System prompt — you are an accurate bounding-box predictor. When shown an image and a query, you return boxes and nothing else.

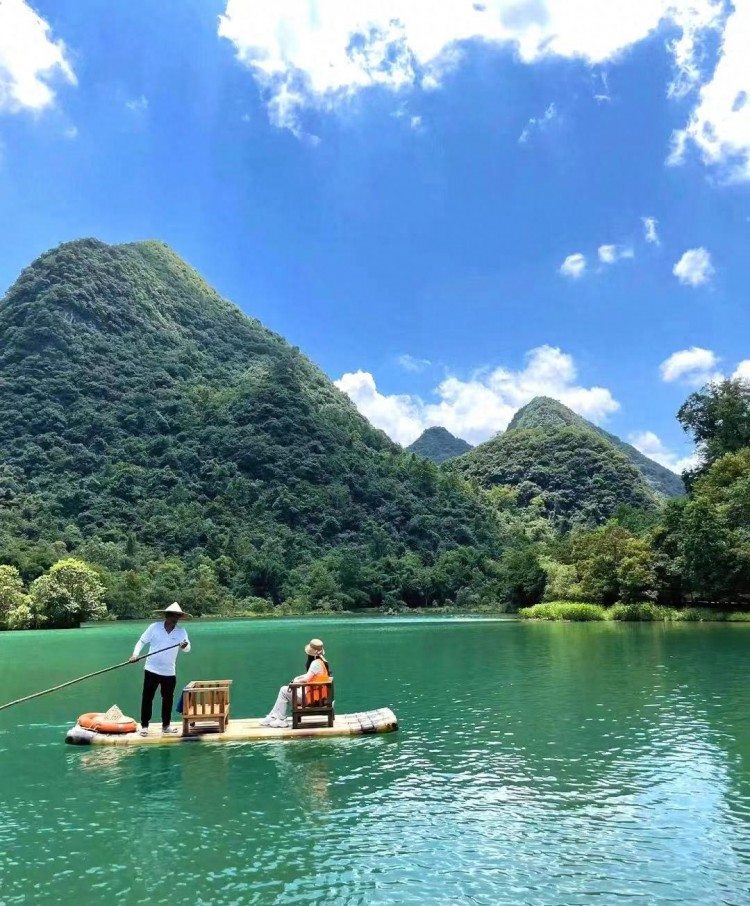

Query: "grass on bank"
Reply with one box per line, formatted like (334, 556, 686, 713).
(518, 601, 750, 622)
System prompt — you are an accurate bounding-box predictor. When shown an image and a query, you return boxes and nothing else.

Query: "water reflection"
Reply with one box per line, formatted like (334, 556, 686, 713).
(264, 743, 332, 812)
(2, 619, 750, 904)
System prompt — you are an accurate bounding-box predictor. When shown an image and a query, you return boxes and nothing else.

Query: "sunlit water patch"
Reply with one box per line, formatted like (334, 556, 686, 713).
(1, 619, 749, 903)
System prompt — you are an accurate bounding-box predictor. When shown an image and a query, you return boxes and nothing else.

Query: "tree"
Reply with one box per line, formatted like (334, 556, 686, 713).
(541, 557, 581, 602)
(303, 561, 342, 611)
(427, 547, 483, 606)
(30, 558, 107, 628)
(106, 569, 150, 619)
(678, 379, 750, 476)
(242, 549, 286, 604)
(693, 448, 750, 529)
(650, 501, 686, 605)
(147, 557, 187, 610)
(0, 565, 28, 626)
(497, 547, 546, 608)
(182, 563, 226, 616)
(486, 484, 520, 512)
(676, 498, 738, 602)
(391, 552, 430, 608)
(6, 599, 47, 630)
(572, 524, 656, 604)
(617, 538, 656, 603)
(329, 548, 370, 608)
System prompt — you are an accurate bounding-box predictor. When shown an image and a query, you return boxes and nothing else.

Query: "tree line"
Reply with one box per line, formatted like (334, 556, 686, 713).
(537, 379, 750, 608)
(0, 379, 748, 629)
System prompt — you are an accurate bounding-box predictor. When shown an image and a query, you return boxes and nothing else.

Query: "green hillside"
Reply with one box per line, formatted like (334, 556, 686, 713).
(446, 403, 659, 527)
(507, 397, 685, 497)
(406, 427, 473, 464)
(0, 239, 506, 615)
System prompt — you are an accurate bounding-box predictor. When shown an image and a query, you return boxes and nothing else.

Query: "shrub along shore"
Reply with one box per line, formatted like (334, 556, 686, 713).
(519, 601, 750, 622)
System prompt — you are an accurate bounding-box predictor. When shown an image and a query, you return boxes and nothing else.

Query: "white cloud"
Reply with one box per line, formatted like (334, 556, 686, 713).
(219, 0, 725, 137)
(673, 247, 715, 286)
(398, 354, 431, 373)
(594, 70, 611, 104)
(598, 244, 634, 264)
(666, 128, 689, 167)
(733, 360, 750, 382)
(642, 216, 660, 244)
(559, 253, 586, 278)
(519, 102, 559, 144)
(665, 0, 724, 99)
(125, 95, 149, 113)
(669, 2, 750, 182)
(334, 370, 424, 445)
(660, 346, 719, 384)
(629, 430, 699, 475)
(336, 345, 619, 446)
(0, 0, 75, 112)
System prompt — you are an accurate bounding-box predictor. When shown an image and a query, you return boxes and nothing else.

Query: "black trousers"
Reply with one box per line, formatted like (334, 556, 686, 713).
(141, 669, 177, 728)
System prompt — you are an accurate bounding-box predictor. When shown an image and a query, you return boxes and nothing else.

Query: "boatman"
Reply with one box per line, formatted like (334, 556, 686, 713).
(129, 602, 191, 737)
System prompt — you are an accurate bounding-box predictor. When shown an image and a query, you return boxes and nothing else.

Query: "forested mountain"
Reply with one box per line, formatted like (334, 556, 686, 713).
(507, 397, 685, 497)
(407, 427, 473, 463)
(0, 239, 507, 616)
(446, 399, 660, 527)
(1, 240, 738, 629)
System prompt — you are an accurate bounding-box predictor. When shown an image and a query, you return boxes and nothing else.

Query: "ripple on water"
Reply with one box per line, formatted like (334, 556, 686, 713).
(2, 619, 750, 903)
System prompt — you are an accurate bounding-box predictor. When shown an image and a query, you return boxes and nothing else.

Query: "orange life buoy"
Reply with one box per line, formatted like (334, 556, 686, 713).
(77, 712, 138, 735)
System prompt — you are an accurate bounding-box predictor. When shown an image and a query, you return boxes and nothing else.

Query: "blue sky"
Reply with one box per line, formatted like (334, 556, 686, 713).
(1, 1, 748, 471)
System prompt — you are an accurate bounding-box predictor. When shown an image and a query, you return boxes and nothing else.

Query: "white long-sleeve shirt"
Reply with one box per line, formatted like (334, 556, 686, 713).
(132, 622, 191, 676)
(293, 660, 326, 683)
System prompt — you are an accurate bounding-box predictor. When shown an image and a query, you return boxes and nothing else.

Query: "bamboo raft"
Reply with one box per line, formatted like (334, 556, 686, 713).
(65, 708, 398, 746)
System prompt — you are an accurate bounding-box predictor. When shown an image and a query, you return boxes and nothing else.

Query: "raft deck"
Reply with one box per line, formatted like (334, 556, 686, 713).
(65, 708, 397, 746)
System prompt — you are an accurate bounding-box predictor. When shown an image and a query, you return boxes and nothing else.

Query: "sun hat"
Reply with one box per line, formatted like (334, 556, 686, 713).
(157, 602, 192, 620)
(305, 638, 325, 657)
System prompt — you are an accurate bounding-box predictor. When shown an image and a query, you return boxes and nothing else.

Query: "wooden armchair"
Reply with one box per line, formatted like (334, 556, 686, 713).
(288, 679, 335, 730)
(181, 680, 232, 736)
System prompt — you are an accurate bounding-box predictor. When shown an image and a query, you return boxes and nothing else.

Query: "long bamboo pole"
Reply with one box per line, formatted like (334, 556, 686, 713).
(0, 643, 183, 713)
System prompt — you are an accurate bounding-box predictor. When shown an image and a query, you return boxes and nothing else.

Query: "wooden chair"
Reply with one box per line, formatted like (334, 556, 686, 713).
(288, 679, 335, 729)
(181, 680, 232, 736)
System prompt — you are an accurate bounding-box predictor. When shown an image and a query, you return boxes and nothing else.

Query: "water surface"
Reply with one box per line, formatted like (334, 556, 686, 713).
(1, 617, 749, 904)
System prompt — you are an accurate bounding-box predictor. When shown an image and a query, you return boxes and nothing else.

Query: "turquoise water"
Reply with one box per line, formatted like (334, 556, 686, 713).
(1, 617, 750, 904)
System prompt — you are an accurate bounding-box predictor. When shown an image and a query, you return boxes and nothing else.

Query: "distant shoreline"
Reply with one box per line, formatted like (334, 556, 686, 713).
(75, 609, 516, 628)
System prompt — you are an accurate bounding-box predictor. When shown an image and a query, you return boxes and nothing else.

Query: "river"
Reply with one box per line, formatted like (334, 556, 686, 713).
(1, 617, 749, 904)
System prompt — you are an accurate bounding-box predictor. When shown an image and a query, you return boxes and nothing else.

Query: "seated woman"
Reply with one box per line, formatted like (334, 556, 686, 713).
(260, 638, 331, 728)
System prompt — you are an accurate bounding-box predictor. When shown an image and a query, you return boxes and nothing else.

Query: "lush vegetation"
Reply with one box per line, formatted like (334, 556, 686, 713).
(505, 397, 685, 498)
(406, 427, 472, 464)
(519, 601, 607, 621)
(520, 601, 750, 622)
(0, 240, 746, 628)
(0, 240, 525, 623)
(446, 417, 660, 528)
(0, 559, 105, 630)
(524, 379, 750, 612)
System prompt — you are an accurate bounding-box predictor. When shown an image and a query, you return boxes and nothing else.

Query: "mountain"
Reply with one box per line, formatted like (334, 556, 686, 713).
(0, 239, 504, 615)
(407, 427, 473, 464)
(506, 397, 685, 498)
(445, 397, 666, 527)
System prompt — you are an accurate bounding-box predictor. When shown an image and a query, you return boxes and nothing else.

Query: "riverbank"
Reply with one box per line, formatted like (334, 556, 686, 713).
(212, 605, 511, 620)
(3, 609, 514, 633)
(28, 600, 750, 631)
(77, 608, 513, 628)
(519, 601, 750, 622)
